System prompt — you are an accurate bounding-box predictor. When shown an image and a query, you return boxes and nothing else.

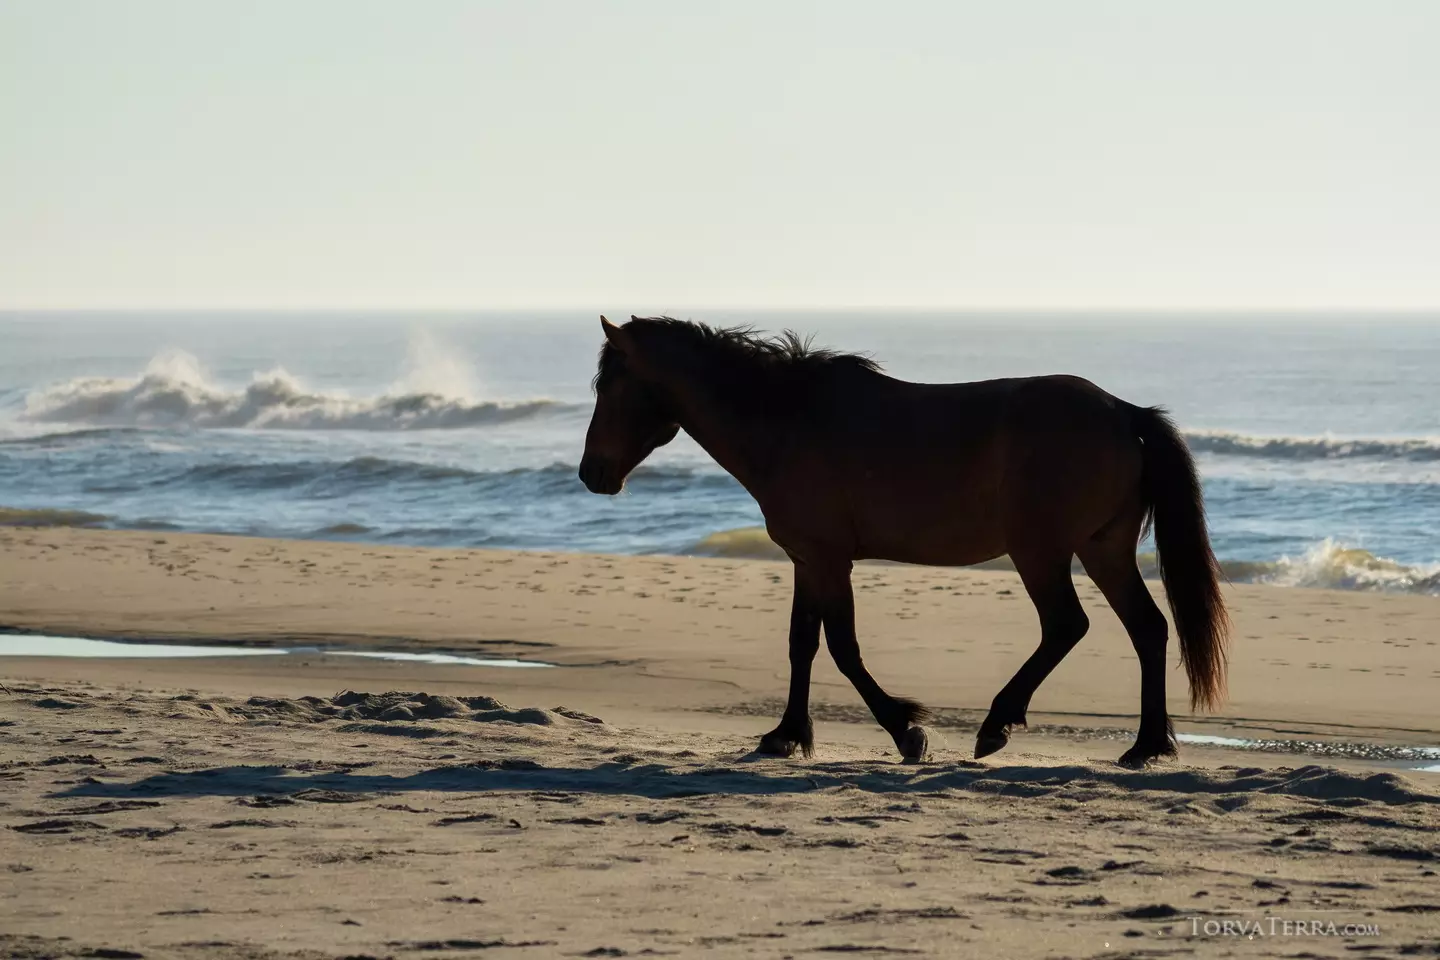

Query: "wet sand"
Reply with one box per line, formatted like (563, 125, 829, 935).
(2, 527, 1439, 958)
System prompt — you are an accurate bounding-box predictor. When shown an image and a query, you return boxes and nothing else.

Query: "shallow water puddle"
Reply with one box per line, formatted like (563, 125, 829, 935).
(1175, 730, 1440, 771)
(322, 650, 552, 669)
(0, 635, 282, 659)
(1175, 733, 1255, 749)
(0, 634, 553, 668)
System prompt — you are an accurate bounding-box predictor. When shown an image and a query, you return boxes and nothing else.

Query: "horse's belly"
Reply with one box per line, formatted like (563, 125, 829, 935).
(853, 504, 1006, 567)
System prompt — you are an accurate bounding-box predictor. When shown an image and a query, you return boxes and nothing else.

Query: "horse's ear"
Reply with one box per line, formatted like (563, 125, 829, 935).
(600, 315, 628, 352)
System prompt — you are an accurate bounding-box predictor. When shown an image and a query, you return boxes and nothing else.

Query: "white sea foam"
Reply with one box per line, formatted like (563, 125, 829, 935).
(1252, 538, 1440, 594)
(391, 328, 484, 401)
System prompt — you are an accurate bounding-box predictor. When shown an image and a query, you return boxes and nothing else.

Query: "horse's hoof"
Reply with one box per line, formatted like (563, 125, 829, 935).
(899, 725, 930, 764)
(1117, 743, 1178, 769)
(973, 728, 1009, 760)
(757, 733, 800, 757)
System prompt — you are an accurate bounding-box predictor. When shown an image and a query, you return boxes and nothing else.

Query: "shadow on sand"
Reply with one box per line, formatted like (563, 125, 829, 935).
(54, 755, 1436, 808)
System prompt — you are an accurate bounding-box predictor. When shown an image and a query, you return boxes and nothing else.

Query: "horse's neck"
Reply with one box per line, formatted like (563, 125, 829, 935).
(665, 379, 772, 494)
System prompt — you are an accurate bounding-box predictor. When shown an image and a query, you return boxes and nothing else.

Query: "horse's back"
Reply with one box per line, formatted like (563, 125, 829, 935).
(842, 372, 1137, 474)
(772, 371, 1144, 565)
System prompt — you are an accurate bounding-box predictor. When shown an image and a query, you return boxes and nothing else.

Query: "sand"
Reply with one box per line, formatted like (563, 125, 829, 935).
(2, 527, 1438, 958)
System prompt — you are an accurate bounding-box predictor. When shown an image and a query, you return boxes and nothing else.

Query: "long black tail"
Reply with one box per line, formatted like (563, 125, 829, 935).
(1132, 405, 1231, 712)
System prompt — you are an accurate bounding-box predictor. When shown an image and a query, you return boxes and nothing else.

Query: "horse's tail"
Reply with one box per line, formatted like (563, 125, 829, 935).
(1131, 404, 1231, 712)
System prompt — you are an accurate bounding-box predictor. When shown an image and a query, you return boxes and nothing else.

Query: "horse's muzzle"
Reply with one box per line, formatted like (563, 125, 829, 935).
(578, 458, 623, 495)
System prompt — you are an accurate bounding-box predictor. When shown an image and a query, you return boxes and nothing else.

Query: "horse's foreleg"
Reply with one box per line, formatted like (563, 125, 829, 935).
(975, 552, 1089, 759)
(815, 563, 932, 763)
(756, 567, 821, 758)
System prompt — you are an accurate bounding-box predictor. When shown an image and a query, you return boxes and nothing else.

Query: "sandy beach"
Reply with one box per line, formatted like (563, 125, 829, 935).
(3, 527, 1439, 958)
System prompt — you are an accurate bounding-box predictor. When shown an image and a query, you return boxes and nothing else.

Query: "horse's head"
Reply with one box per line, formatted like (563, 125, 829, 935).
(579, 316, 680, 495)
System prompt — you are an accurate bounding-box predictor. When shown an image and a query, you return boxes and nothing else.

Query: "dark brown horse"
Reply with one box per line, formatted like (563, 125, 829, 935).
(579, 316, 1229, 767)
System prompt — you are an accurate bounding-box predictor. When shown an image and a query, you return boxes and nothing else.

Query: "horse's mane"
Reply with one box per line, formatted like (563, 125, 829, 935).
(594, 317, 880, 399)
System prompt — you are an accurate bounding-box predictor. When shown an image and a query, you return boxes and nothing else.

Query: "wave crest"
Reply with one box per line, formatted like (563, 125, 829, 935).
(1185, 430, 1440, 462)
(20, 350, 569, 431)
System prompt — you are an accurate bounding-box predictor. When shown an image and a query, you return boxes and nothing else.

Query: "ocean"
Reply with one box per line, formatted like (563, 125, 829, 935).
(2, 311, 1438, 595)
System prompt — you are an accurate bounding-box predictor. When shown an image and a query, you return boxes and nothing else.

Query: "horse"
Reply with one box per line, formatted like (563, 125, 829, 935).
(578, 316, 1229, 767)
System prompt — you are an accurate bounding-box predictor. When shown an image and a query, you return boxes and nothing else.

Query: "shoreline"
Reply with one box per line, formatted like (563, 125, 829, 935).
(4, 505, 1440, 597)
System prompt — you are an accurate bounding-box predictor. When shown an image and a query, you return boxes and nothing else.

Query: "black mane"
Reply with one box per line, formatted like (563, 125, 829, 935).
(594, 317, 880, 395)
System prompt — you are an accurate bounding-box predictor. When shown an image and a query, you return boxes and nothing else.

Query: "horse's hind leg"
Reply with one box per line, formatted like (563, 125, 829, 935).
(1078, 531, 1177, 768)
(813, 561, 931, 762)
(975, 552, 1089, 759)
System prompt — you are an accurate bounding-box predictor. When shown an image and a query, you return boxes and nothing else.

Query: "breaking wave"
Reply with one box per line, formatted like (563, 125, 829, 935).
(1239, 539, 1440, 594)
(1185, 430, 1440, 462)
(19, 350, 572, 431)
(685, 529, 1440, 595)
(684, 527, 789, 561)
(0, 506, 111, 528)
(314, 522, 374, 536)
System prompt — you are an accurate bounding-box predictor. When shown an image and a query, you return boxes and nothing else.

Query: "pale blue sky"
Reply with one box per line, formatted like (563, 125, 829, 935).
(2, 1, 1437, 309)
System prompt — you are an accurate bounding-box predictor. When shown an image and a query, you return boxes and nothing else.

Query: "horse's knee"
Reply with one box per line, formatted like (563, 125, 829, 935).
(790, 633, 821, 664)
(1042, 606, 1090, 652)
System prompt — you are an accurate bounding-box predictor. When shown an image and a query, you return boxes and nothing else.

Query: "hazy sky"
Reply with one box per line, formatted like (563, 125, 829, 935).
(3, 2, 1437, 310)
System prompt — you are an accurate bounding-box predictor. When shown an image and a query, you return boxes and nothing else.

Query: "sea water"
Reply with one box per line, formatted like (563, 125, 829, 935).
(2, 311, 1438, 595)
